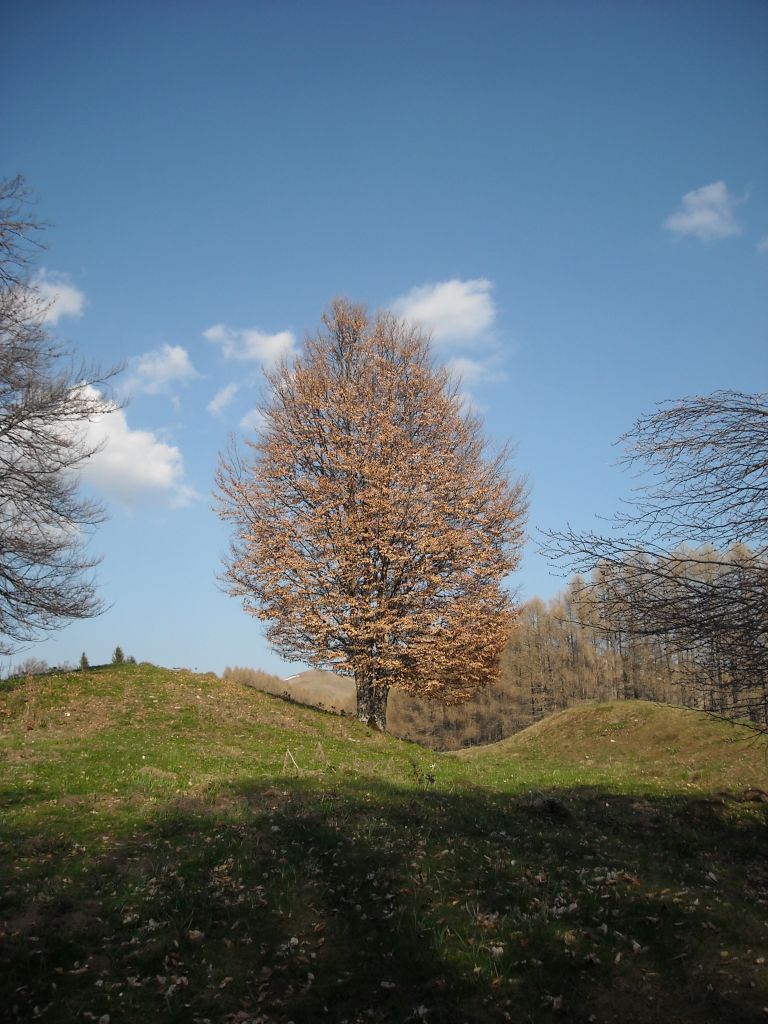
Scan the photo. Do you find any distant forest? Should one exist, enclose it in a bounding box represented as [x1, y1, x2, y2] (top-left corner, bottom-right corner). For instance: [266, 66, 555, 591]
[388, 550, 766, 749]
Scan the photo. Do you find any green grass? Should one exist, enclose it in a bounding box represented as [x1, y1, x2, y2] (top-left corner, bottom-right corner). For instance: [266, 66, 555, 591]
[1, 664, 766, 1023]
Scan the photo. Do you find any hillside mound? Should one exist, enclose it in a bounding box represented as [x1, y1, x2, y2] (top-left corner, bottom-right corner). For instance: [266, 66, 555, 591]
[455, 699, 768, 794]
[0, 661, 425, 793]
[2, 665, 767, 1023]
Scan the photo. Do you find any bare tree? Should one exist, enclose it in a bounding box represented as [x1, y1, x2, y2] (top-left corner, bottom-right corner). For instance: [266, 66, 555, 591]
[0, 176, 115, 655]
[0, 175, 44, 290]
[215, 300, 528, 729]
[616, 390, 768, 547]
[10, 657, 49, 677]
[544, 391, 768, 727]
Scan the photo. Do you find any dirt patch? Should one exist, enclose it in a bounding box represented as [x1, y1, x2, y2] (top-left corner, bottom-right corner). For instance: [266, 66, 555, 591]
[2, 746, 50, 764]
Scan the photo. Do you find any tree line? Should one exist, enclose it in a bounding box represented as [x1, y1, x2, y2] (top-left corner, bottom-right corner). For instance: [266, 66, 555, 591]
[389, 544, 767, 748]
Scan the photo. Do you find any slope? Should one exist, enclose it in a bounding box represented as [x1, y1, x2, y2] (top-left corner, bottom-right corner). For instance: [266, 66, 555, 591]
[455, 699, 768, 795]
[1, 664, 766, 1024]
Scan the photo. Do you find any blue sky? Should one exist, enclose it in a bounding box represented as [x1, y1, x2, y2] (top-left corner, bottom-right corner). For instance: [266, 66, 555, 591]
[2, 0, 766, 675]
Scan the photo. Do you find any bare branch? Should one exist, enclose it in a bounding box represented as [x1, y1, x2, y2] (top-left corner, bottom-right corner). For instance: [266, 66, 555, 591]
[0, 176, 116, 655]
[542, 390, 768, 730]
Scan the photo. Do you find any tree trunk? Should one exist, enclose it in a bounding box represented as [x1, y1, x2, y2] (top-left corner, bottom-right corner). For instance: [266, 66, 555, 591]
[355, 674, 389, 731]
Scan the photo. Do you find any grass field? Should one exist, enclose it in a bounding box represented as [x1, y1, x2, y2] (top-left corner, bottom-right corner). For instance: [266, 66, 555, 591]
[1, 663, 766, 1023]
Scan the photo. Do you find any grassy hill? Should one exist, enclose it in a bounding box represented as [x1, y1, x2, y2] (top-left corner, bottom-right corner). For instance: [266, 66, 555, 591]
[455, 699, 767, 793]
[1, 663, 766, 1023]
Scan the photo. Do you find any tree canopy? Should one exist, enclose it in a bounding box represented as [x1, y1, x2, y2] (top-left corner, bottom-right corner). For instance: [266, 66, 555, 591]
[215, 300, 527, 728]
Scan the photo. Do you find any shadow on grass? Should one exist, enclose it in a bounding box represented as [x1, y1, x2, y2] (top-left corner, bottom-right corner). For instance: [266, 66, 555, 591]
[1, 776, 766, 1024]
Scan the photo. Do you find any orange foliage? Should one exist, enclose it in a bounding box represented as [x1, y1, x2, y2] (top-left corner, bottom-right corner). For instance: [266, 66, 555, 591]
[215, 300, 527, 726]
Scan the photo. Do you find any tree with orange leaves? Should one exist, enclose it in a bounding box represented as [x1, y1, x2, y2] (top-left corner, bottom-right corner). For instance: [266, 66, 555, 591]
[215, 300, 527, 729]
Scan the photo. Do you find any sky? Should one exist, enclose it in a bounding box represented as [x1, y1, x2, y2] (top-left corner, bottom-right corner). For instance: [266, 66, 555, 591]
[2, 0, 766, 676]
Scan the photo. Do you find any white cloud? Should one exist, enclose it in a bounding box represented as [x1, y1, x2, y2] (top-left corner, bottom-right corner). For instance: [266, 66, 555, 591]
[204, 323, 296, 366]
[453, 390, 486, 417]
[33, 269, 86, 325]
[663, 181, 742, 241]
[391, 278, 495, 344]
[444, 356, 503, 416]
[125, 344, 198, 396]
[445, 355, 495, 388]
[240, 407, 267, 433]
[207, 382, 239, 416]
[757, 235, 768, 254]
[76, 387, 197, 507]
